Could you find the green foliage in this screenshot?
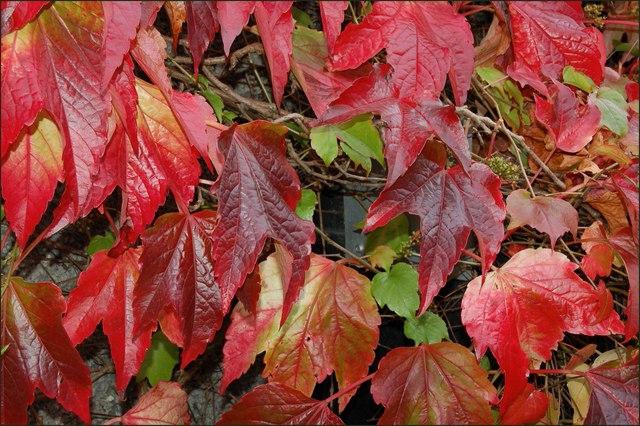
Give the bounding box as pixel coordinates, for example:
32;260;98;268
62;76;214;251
295;189;317;221
486;155;521;182
364;215;410;254
137;331;179;386
403;311;449;345
310;114;384;173
563;66;596;93
369;245;396;271
86;232;115;256
476;66;530;129
371;262;419;318
595;87;629;136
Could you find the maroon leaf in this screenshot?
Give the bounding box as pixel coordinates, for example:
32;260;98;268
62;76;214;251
509;1;605;85
329;1;474;104
534;82;601;153
1;277;91;423
370;343;498;425
185;1;218;75
584;353;639;425
217;383;343;425
212;121;315;321
133;210;223;368
319;64;471;186
364;143;505;313
63;247;154;393
106;382;191;425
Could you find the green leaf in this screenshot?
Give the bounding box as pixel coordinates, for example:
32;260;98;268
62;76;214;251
310;114;384;173
403;311;449;345
295;189;317;221
476;67;507;87
371;262;419;318
369;245;396;271
292;7;313;27
364;215;409;254
86;232;115;256
595;87;629;136
137;331;179;386
0;204;4;221
197;75;225;122
479;356;491;372
563;66;596;93
0;344;8;356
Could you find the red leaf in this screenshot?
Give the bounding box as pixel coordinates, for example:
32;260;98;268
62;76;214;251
212;121;315;321
370;343;498;424
329;1;474;104
133;210;223;368
534;82;601;153
131;27;221;174
611;161;639;241
364;144;505;313
0;0;48;36
584;353;639;425
499;383;549;425
319;1;347;54
185;1;218;75
102;1;141;89
0;2;112;222
63;247;154;393
506;189;578;248
214;1;293;107
218;383;343;425
0;113;63;248
291;26;371;117
106;382;191;425
508;1;605;85
461;248;624;415
581;222;639;340
319;64;471;186
1;277;91;424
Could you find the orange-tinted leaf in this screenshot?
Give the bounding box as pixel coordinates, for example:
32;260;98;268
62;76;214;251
1;277;91;423
106;382;190;425
365;145;505;313
585;187;630;233
461;248;624;416
584;353;639;425
63;247;154;393
0;113;63;248
223;254;379;410
370;343;498;425
164;1;186;52
506;189;578;248
329;2;473;104
217;383;343;425
133;210;223;368
212;121;315;321
611;161;639;240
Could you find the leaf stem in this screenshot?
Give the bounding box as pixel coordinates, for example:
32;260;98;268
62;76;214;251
321;372;375;404
529;368;585;376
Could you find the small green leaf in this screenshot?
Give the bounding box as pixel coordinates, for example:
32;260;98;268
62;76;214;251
479;356;491;371
1;344;8;357
476;67;507;87
369;245;396;271
86;232;115;256
365;215;409;254
0;204;4;221
310;114;384;173
371;262;419;318
403;311;449;345
197;75;225;122
137;331;179;386
295;189;317;221
563;66;596;93
292;7;313;27
595;87;629;136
